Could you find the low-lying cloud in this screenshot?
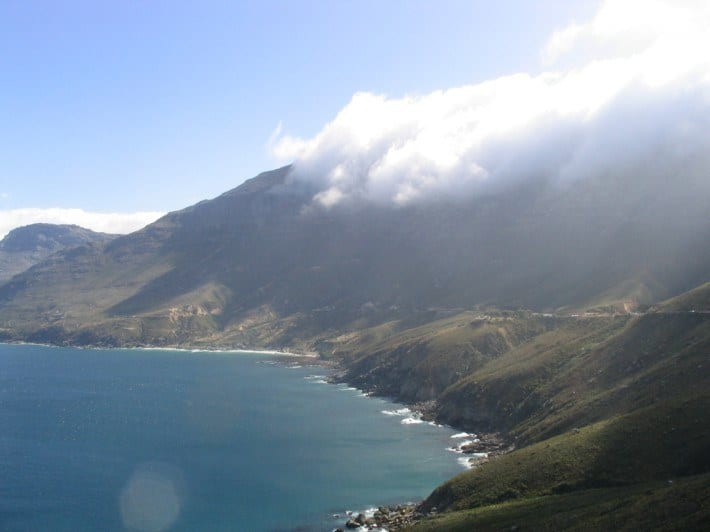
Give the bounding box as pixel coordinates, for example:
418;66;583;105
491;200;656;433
0;208;165;239
272;0;710;207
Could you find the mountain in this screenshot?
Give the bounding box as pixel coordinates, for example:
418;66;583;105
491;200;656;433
0;223;117;284
0;163;708;347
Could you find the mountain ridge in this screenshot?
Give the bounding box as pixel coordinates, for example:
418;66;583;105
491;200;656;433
1;164;708;348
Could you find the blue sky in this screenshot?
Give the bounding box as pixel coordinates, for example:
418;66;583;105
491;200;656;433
0;0;598;234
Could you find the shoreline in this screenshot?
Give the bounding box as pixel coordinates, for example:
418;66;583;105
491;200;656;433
326;366;514;531
135;345;318;358
0;340;318;358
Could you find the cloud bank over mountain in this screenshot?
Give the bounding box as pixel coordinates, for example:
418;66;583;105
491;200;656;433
272;0;710;207
0;208;164;239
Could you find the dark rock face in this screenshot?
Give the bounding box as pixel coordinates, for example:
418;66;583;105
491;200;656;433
342;505;418;531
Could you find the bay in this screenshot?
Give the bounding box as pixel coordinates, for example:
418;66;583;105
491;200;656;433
0;344;463;531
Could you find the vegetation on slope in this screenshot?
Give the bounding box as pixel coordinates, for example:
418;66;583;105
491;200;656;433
327;311;563;402
322;285;710;530
408;473;710;531
388;292;708;529
433;312;709;441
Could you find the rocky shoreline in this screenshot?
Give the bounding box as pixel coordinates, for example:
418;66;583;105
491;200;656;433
331;434;512;531
333;505;419;531
452;431;512;469
326;371;513;531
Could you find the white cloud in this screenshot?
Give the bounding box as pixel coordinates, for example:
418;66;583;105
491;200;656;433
272;0;710;208
0;208;165;239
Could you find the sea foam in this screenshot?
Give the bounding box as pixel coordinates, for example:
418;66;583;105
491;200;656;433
381;408;411;416
304;374;328;380
303;375;329;384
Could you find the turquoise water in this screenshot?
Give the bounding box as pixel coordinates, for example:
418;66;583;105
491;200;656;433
0;344;463;531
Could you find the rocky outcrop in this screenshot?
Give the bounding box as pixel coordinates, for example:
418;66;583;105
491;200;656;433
342;505;418;531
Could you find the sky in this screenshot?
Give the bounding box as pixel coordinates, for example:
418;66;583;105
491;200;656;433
3;1;708;236
0;0;600;237
274;0;710;208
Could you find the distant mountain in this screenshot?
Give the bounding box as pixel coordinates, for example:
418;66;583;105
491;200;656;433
0;163;708;347
0;224;117;284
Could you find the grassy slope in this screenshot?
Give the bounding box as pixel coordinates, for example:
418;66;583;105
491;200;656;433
326;311;564;402
435;312;709;442
398;291;710;529
655;280;710;312
434;316;630;435
422;395;709;512
306;284;709;529
409;473;710;532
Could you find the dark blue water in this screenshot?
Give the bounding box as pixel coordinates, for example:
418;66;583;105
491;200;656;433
0;344;463;531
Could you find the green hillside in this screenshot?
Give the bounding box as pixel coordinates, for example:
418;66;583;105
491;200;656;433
409;474;710;531
378;298;710;530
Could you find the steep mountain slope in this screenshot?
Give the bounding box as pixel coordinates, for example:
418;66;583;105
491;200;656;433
0;163;708;346
0;223;116;284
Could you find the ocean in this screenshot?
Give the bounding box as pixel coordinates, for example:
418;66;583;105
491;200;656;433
0;343;464;531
